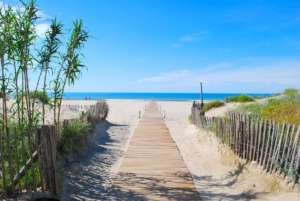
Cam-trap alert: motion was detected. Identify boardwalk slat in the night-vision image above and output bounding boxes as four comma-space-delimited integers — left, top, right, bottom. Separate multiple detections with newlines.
114, 102, 201, 200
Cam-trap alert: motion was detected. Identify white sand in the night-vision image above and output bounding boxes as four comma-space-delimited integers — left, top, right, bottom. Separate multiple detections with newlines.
158, 101, 299, 201
60, 100, 147, 200
59, 100, 299, 200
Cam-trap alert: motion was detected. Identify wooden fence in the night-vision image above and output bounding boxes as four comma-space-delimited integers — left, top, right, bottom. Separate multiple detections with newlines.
191, 102, 300, 184
0, 124, 62, 199
0, 102, 106, 199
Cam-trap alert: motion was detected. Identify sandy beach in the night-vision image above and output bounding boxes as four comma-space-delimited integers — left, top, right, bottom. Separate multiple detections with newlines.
58, 100, 299, 200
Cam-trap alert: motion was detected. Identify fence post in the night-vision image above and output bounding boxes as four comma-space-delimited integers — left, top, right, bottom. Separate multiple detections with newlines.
37, 125, 59, 197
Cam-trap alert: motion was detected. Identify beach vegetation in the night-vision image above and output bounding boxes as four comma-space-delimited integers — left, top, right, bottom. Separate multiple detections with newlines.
0, 0, 88, 193
203, 101, 225, 112
53, 19, 89, 128
86, 101, 109, 124
29, 91, 51, 105
284, 88, 299, 99
225, 95, 255, 103
236, 89, 300, 125
59, 120, 92, 154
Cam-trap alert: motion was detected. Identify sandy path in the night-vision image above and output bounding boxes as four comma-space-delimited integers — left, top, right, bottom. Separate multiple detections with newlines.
59, 100, 299, 200
61, 121, 132, 200
158, 101, 299, 201
60, 101, 146, 201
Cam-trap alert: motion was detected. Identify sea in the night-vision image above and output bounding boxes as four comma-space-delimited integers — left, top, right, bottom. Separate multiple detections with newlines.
63, 92, 272, 101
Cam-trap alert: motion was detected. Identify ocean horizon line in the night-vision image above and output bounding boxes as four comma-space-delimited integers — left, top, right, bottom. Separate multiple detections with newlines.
64, 91, 275, 94
62, 92, 272, 101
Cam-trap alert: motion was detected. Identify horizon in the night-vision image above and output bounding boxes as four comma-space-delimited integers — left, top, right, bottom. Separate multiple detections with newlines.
3, 0, 300, 93
63, 91, 273, 94
61, 91, 272, 101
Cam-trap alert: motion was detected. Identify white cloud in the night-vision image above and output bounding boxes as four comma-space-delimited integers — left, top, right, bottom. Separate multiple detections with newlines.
138, 70, 190, 83
137, 60, 300, 93
35, 23, 50, 37
171, 32, 207, 48
180, 33, 205, 42
1, 2, 50, 38
171, 43, 181, 48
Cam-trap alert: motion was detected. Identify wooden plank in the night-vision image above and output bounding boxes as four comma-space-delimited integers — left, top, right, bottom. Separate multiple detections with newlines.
114, 102, 200, 200
272, 123, 287, 173
254, 120, 262, 162
288, 126, 300, 181
265, 121, 276, 171
262, 120, 272, 169
259, 120, 269, 166
249, 116, 255, 160
37, 125, 59, 197
279, 124, 292, 174
283, 125, 296, 173
9, 150, 38, 191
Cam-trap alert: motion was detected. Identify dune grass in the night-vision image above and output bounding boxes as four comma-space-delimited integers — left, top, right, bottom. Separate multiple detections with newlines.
203, 101, 225, 112
236, 89, 300, 125
226, 95, 255, 103
59, 120, 92, 154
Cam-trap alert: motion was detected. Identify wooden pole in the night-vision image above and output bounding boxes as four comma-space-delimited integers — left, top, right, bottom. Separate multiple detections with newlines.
37, 125, 59, 197
200, 82, 204, 108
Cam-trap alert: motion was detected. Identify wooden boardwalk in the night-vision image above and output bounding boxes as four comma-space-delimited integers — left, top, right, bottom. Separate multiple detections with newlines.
113, 102, 201, 201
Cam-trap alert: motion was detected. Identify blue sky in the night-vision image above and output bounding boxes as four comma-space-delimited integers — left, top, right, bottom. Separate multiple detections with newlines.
4, 0, 300, 93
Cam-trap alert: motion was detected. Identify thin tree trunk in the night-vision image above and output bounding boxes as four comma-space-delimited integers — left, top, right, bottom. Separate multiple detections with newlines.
1, 56, 13, 185
53, 64, 64, 128
42, 66, 48, 125
57, 70, 69, 126
13, 61, 21, 126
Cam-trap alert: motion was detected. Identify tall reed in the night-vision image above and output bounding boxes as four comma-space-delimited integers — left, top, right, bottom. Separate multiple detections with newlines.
0, 0, 88, 193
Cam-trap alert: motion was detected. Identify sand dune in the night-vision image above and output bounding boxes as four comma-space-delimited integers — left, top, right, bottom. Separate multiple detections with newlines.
59, 100, 299, 200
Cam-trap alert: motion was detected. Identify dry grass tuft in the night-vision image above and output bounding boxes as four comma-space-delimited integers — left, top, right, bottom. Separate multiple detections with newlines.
87, 101, 109, 124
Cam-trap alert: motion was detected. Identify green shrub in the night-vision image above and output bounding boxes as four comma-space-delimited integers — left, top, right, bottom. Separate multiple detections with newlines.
225, 95, 254, 103
59, 119, 92, 154
236, 93, 300, 125
203, 101, 225, 112
29, 91, 50, 105
284, 88, 299, 98
87, 101, 109, 124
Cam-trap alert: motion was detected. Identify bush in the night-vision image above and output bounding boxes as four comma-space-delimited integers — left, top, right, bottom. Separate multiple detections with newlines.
59, 119, 92, 154
87, 101, 109, 124
225, 95, 254, 103
29, 91, 50, 105
236, 92, 300, 125
203, 101, 225, 112
284, 88, 299, 100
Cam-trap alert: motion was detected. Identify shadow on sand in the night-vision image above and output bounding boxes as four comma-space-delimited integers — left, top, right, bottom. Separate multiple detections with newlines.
61, 121, 202, 200
192, 162, 267, 201
60, 120, 147, 200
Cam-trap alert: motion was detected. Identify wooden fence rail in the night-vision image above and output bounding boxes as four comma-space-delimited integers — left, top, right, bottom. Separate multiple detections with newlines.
1, 101, 108, 199
191, 102, 300, 184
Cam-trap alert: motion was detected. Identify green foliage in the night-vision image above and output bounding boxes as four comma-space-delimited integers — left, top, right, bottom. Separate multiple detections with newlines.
284, 88, 299, 99
0, 0, 88, 192
236, 90, 300, 125
38, 19, 63, 65
0, 122, 41, 190
59, 120, 92, 154
64, 19, 89, 86
53, 19, 89, 126
225, 95, 255, 103
203, 101, 225, 112
29, 91, 50, 105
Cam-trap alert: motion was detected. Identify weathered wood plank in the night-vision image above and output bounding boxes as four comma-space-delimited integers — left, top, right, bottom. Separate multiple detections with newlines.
114, 102, 200, 200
